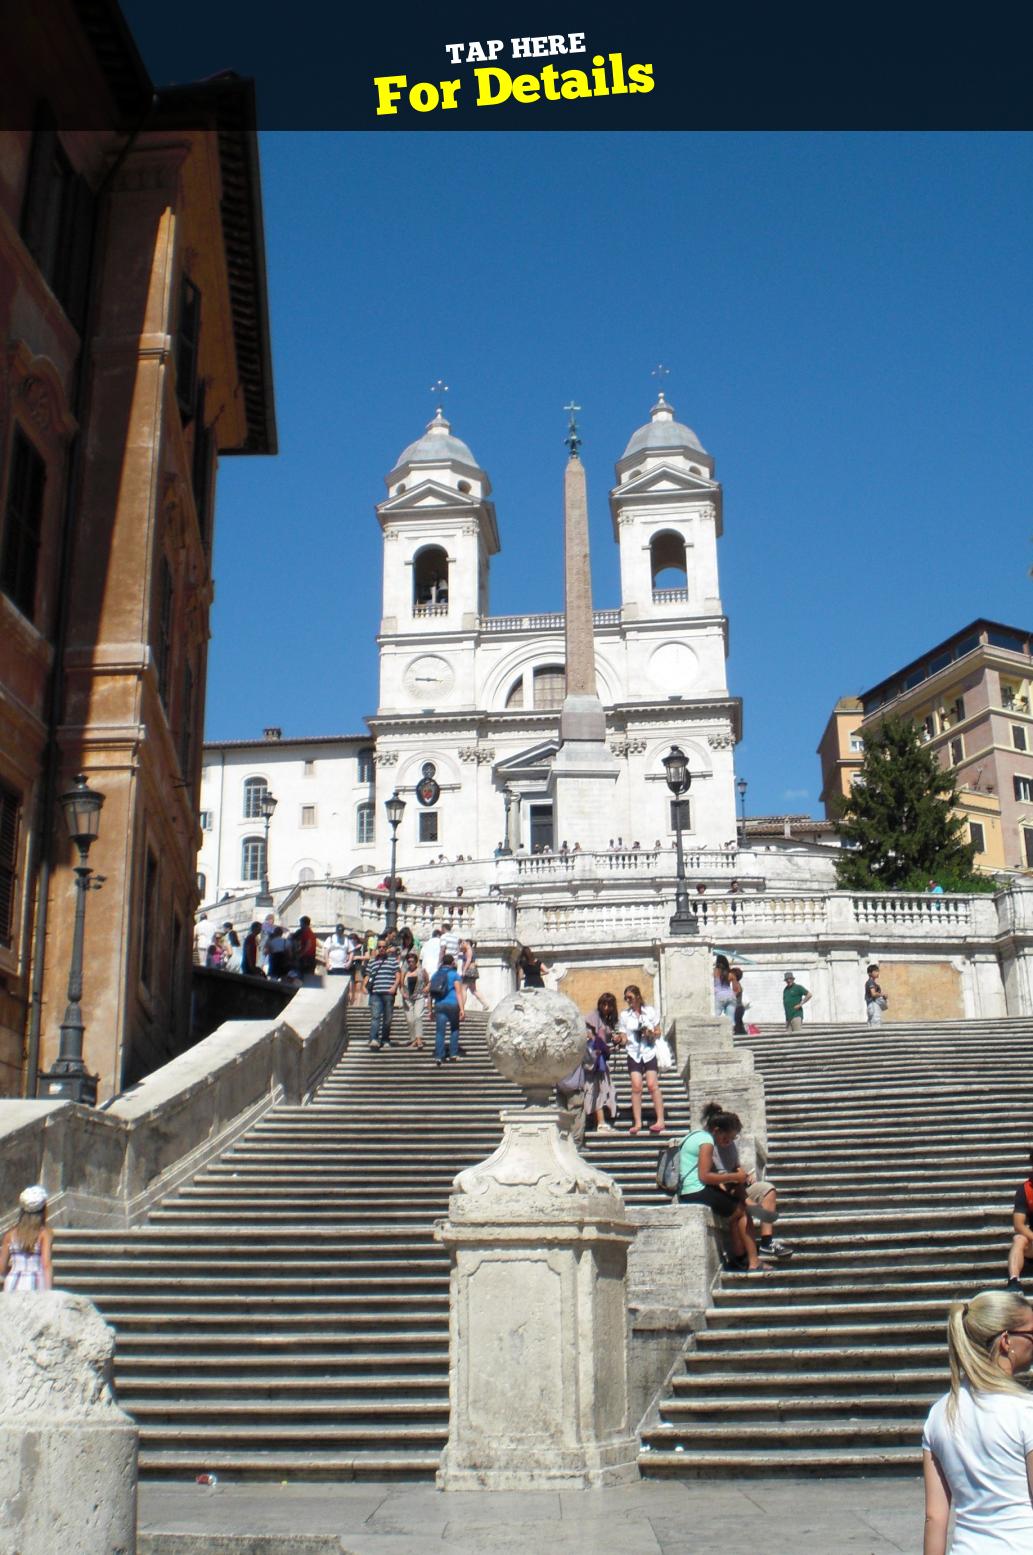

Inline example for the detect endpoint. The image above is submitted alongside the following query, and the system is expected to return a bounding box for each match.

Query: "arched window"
[241,836,265,882]
[357,802,375,845]
[413,545,449,611]
[196,872,206,898]
[243,776,269,819]
[650,531,688,596]
[297,866,315,883]
[532,665,566,709]
[358,746,374,783]
[505,677,525,709]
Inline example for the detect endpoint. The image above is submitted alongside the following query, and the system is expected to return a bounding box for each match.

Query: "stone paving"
[138,1476,924,1554]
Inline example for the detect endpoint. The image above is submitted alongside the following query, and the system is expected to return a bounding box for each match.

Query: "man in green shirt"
[782,971,811,1031]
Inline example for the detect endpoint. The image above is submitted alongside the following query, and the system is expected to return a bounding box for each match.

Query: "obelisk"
[548,406,619,851]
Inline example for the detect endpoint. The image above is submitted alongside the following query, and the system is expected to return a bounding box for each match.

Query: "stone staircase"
[640,1016,1033,1476]
[55,1004,690,1481]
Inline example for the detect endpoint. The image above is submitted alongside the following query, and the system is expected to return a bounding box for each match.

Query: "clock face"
[404,655,454,702]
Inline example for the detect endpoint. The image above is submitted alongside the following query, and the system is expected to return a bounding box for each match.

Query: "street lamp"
[255,790,278,908]
[39,774,105,1105]
[385,791,406,931]
[736,777,748,845]
[499,787,515,856]
[662,745,697,936]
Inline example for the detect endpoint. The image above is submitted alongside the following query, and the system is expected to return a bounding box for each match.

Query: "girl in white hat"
[1,1185,53,1292]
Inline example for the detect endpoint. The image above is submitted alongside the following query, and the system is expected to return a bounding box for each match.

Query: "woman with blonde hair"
[922,1288,1033,1553]
[1,1184,53,1292]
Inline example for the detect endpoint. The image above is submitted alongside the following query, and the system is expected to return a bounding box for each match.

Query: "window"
[921,715,935,742]
[21,108,94,331]
[243,777,269,819]
[297,866,315,883]
[532,664,566,710]
[1025,830,1033,869]
[1,426,46,622]
[1003,684,1017,709]
[303,759,316,776]
[505,676,525,709]
[358,747,374,783]
[300,805,316,827]
[196,871,207,897]
[419,811,439,843]
[175,275,202,420]
[669,798,691,831]
[241,836,266,882]
[356,803,375,845]
[849,735,864,753]
[952,696,965,723]
[949,736,964,766]
[140,850,158,989]
[191,382,214,547]
[1014,776,1033,804]
[1014,727,1028,753]
[154,556,173,708]
[969,821,985,854]
[412,545,449,609]
[198,810,212,831]
[0,783,21,949]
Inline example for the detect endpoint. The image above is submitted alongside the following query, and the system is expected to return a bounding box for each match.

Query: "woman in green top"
[678,1106,766,1273]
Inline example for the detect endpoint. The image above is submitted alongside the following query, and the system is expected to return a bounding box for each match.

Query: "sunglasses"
[1002,1329,1033,1346]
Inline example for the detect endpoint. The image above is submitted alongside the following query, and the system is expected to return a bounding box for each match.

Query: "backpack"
[429,967,450,999]
[656,1140,682,1196]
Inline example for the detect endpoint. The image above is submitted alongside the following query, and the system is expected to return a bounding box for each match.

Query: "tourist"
[922,1289,1033,1554]
[441,920,461,962]
[1007,1151,1033,1292]
[584,993,619,1133]
[431,951,465,1066]
[782,971,811,1031]
[242,921,263,977]
[728,877,741,924]
[693,882,709,925]
[222,923,242,972]
[730,965,747,1036]
[704,1101,792,1260]
[325,923,351,979]
[1,1184,53,1292]
[400,952,427,1048]
[677,1107,766,1273]
[927,879,945,895]
[193,913,215,966]
[266,924,291,979]
[348,930,366,1003]
[864,963,886,1025]
[206,931,227,970]
[292,916,318,978]
[714,955,736,1021]
[365,938,401,1050]
[618,985,667,1135]
[459,937,488,1010]
[259,912,276,974]
[517,945,547,989]
[420,928,443,1011]
[556,1040,590,1148]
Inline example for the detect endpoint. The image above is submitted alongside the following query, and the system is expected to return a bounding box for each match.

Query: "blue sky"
[209,132,1033,816]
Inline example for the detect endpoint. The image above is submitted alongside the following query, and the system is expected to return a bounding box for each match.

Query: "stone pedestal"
[435,989,639,1489]
[0,1291,138,1554]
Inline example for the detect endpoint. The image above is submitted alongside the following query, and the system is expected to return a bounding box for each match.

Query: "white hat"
[19,1184,47,1212]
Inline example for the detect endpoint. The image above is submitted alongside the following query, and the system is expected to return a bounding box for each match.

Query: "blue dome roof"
[395,410,480,470]
[622,395,706,460]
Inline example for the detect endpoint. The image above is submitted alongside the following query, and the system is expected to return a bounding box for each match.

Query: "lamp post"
[255,790,277,908]
[499,787,514,856]
[385,791,406,932]
[736,776,748,845]
[662,745,697,936]
[39,774,105,1105]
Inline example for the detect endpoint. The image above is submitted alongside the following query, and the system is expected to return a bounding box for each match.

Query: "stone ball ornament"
[486,988,586,1104]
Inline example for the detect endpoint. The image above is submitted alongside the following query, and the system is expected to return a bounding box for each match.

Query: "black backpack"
[429,966,450,999]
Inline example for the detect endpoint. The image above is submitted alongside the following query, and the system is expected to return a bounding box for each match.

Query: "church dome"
[395,408,480,470]
[622,394,707,459]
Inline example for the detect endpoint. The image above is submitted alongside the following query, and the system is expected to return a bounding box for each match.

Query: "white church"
[199,393,742,893]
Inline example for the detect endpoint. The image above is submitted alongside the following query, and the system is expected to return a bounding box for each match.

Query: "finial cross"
[429,379,449,412]
[563,400,582,458]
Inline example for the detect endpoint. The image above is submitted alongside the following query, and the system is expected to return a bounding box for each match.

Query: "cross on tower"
[651,363,670,400]
[429,379,449,413]
[563,400,582,458]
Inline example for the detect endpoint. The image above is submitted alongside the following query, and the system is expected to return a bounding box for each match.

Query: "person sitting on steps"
[677,1105,769,1273]
[704,1101,793,1260]
[1006,1150,1033,1292]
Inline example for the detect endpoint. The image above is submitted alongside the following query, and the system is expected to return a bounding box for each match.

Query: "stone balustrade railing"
[512,847,740,880]
[479,608,621,633]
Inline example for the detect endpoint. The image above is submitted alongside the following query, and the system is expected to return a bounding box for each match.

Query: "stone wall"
[556,963,656,1011]
[879,960,964,1021]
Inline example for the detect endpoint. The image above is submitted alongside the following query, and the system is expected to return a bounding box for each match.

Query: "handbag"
[877,995,888,1010]
[654,1035,674,1072]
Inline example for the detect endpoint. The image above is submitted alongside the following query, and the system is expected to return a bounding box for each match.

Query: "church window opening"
[650,531,688,600]
[505,677,525,709]
[297,866,315,882]
[358,747,374,783]
[532,665,566,710]
[418,811,439,843]
[241,836,265,882]
[243,776,269,819]
[413,546,449,613]
[356,802,375,845]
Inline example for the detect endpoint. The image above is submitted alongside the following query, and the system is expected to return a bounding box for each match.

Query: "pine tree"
[834,715,980,890]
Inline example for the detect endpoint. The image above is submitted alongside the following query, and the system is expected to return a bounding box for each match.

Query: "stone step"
[126,1400,450,1427]
[669,1368,948,1397]
[136,1449,439,1481]
[639,1446,921,1477]
[116,1376,447,1399]
[682,1341,948,1373]
[640,1420,922,1450]
[659,1394,936,1420]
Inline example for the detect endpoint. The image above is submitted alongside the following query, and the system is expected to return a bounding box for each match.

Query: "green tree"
[834,715,983,890]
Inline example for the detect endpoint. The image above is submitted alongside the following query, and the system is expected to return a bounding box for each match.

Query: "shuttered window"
[0,784,20,949]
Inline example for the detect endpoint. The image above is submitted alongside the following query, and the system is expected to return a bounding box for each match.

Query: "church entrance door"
[528,803,554,853]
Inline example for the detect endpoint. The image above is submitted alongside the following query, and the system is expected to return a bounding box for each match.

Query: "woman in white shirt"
[922,1288,1033,1554]
[617,984,667,1136]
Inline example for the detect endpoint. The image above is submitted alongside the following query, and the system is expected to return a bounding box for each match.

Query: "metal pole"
[386,821,400,932]
[256,812,273,909]
[39,845,99,1104]
[670,800,698,936]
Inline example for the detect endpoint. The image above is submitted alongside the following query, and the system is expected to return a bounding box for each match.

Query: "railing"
[413,603,448,618]
[512,848,740,879]
[652,587,690,604]
[479,608,621,633]
[851,892,972,929]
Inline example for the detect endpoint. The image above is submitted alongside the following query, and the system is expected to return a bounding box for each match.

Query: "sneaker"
[759,1240,794,1260]
[597,1124,615,1134]
[368,1040,379,1051]
[1007,1277,1025,1293]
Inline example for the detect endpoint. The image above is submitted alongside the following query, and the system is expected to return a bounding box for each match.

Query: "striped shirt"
[366,953,400,994]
